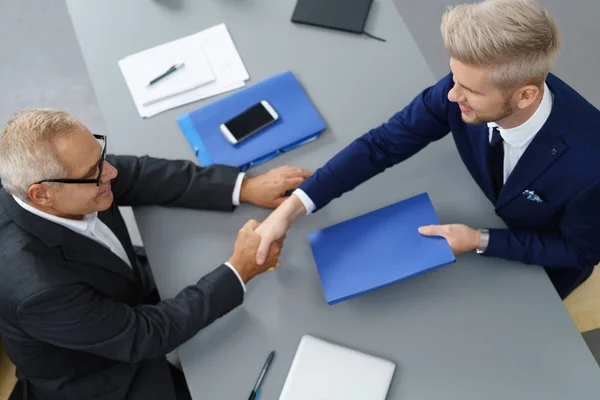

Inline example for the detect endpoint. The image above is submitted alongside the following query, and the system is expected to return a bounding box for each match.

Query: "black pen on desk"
[248,351,275,400]
[147,62,184,86]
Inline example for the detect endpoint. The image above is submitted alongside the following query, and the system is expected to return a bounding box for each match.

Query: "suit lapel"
[469,124,498,201]
[0,191,138,286]
[98,207,146,289]
[98,206,140,272]
[60,230,137,284]
[496,83,570,209]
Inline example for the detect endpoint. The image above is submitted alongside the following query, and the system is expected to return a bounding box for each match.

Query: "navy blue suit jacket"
[300,73,600,297]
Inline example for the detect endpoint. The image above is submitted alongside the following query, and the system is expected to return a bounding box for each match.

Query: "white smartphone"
[219,100,279,144]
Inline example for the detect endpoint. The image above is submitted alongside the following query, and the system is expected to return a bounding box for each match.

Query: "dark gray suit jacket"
[0,155,245,400]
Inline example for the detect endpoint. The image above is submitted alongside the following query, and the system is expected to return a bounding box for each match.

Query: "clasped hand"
[228,220,285,283]
[240,165,312,209]
[229,165,311,281]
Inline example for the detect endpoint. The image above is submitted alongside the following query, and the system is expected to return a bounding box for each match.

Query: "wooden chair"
[0,337,17,400]
[564,265,600,333]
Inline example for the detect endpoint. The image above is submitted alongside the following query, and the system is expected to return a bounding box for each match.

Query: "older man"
[0,108,310,400]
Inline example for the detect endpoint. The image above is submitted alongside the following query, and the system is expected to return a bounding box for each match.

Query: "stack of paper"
[119,23,249,118]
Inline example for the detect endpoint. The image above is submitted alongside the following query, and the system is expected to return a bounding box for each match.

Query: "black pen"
[248,351,275,400]
[147,62,185,86]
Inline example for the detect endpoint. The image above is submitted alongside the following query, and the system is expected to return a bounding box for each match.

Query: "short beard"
[464,95,515,125]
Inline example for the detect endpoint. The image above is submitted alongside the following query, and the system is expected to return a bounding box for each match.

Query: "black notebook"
[291,0,374,34]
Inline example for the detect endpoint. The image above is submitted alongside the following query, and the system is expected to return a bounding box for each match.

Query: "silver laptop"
[279,335,395,400]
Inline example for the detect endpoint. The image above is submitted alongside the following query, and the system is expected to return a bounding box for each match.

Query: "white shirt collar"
[487,82,553,148]
[12,195,98,234]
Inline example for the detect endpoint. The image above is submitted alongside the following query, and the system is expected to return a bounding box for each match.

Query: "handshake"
[227,219,285,283]
[228,192,308,283]
[228,165,312,283]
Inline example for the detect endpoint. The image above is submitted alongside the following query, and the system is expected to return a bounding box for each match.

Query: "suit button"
[551,148,558,155]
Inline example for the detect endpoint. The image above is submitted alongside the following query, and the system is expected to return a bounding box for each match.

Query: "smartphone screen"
[224,102,276,142]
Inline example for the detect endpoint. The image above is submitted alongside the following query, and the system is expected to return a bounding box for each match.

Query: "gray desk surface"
[66,0,600,398]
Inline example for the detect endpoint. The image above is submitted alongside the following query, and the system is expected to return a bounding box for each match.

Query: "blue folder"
[307,193,456,305]
[177,71,327,170]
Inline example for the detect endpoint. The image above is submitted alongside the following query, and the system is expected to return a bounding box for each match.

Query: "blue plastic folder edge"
[176,71,326,170]
[177,121,325,171]
[321,255,456,305]
[241,133,321,171]
[177,114,213,166]
[307,193,456,305]
[177,117,322,171]
[308,240,456,305]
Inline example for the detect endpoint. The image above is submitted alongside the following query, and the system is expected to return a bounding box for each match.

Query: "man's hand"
[228,220,283,283]
[254,194,308,264]
[255,213,291,265]
[418,224,480,256]
[240,166,312,209]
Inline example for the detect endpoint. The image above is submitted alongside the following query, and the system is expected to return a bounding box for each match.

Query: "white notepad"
[121,43,215,107]
[119,23,249,118]
[279,335,395,400]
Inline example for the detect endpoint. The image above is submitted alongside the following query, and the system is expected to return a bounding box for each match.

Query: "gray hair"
[0,108,82,200]
[441,0,562,89]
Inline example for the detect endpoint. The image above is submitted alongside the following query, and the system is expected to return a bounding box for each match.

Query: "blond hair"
[0,109,82,200]
[441,0,562,88]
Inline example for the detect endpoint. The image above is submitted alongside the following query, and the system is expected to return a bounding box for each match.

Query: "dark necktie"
[488,127,504,195]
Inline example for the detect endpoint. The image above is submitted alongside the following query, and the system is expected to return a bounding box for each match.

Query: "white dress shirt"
[13,195,133,268]
[13,191,247,292]
[294,83,553,215]
[487,82,553,183]
[232,172,245,206]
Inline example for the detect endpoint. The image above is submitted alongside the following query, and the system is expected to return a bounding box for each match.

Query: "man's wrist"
[227,256,252,283]
[292,189,316,214]
[224,261,247,293]
[238,175,250,204]
[281,194,308,222]
[475,228,489,254]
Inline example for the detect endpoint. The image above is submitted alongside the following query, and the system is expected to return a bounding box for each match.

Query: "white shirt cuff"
[224,262,246,293]
[232,172,246,206]
[293,189,316,215]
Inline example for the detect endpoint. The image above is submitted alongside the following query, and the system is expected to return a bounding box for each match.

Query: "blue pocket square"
[522,190,545,203]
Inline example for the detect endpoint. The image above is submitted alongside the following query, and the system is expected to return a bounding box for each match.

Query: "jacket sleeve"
[17,263,244,363]
[106,154,240,211]
[299,74,454,211]
[484,179,600,269]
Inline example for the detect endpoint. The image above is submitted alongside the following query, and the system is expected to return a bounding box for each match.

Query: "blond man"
[256,0,600,299]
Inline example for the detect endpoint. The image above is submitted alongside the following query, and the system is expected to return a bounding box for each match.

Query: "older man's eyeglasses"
[36,135,107,186]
